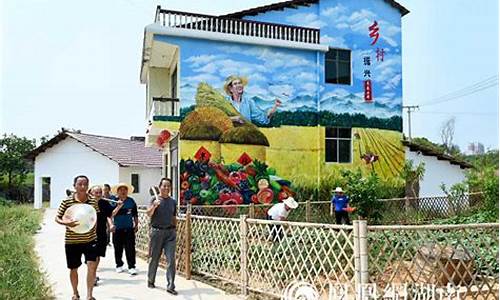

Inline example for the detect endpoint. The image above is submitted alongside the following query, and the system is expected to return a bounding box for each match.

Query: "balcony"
[149,97,180,121]
[154,6,320,44]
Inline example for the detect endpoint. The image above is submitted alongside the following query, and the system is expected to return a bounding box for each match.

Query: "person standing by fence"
[331,187,351,225]
[146,178,178,295]
[111,183,138,275]
[267,197,298,241]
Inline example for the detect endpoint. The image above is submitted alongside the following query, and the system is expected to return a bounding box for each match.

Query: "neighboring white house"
[403,140,473,197]
[27,130,163,208]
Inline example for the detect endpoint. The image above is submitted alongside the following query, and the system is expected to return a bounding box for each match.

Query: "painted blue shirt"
[112,197,138,230]
[331,195,349,212]
[226,95,270,125]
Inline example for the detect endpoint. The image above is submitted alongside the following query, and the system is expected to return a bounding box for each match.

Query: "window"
[325,48,351,85]
[325,127,352,163]
[131,174,140,193]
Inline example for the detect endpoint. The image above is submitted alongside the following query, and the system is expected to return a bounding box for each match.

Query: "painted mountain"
[320,93,401,118]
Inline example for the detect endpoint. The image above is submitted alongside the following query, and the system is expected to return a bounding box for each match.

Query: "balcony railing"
[150,97,180,119]
[154,6,320,44]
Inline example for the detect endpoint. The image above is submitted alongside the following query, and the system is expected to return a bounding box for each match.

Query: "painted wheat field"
[353,128,405,178]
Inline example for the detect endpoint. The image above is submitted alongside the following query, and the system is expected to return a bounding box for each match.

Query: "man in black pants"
[331,187,351,225]
[55,175,98,300]
[111,183,138,275]
[146,178,178,295]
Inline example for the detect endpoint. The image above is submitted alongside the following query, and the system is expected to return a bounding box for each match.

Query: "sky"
[1,0,498,151]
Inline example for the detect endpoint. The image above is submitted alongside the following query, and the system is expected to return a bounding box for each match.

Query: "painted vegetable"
[257,188,274,204]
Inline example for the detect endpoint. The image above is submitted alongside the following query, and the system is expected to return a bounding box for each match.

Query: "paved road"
[35,209,242,300]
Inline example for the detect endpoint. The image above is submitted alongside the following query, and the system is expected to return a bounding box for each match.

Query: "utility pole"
[403,105,419,140]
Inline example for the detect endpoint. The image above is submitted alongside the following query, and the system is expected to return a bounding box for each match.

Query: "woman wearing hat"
[266,197,298,241]
[224,75,281,125]
[111,183,139,275]
[331,187,352,225]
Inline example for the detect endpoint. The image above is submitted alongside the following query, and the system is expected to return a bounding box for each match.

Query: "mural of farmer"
[223,75,281,125]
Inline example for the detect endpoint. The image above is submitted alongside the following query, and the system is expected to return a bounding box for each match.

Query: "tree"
[440,117,456,153]
[400,159,425,198]
[0,134,36,196]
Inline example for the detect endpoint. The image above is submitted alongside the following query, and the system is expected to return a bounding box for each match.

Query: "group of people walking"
[55,175,177,300]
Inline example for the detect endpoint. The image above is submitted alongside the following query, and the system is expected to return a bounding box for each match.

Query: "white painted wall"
[34,139,119,209]
[118,166,162,206]
[405,148,468,197]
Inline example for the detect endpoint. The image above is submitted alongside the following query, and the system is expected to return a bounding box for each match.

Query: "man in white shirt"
[266,197,298,241]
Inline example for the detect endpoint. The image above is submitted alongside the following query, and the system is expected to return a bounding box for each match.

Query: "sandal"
[71,295,80,300]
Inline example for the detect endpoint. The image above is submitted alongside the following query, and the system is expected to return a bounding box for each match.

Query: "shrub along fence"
[136,204,498,299]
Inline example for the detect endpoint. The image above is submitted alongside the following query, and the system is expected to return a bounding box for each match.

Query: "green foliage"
[0,134,36,185]
[0,134,36,201]
[466,160,499,219]
[341,169,383,221]
[261,111,402,131]
[433,209,498,224]
[465,149,499,169]
[0,204,51,299]
[154,106,403,132]
[400,160,425,183]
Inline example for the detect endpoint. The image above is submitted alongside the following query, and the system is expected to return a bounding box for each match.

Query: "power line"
[416,75,499,107]
[417,111,498,116]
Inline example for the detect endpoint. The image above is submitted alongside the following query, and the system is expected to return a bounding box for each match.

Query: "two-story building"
[140,0,409,204]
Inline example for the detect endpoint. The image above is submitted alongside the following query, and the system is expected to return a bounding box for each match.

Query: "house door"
[42,177,51,204]
[170,136,179,201]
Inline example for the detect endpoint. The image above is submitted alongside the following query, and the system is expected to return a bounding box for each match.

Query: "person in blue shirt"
[111,183,139,275]
[331,187,351,225]
[223,75,281,125]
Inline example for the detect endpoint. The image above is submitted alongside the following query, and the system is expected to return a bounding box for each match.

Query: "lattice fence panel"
[379,194,485,225]
[190,216,241,284]
[136,209,150,256]
[246,220,356,298]
[367,224,499,299]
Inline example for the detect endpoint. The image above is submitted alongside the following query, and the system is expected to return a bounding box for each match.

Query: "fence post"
[249,203,255,219]
[306,199,311,222]
[240,214,249,296]
[185,204,192,280]
[359,220,369,291]
[404,196,410,211]
[353,220,361,300]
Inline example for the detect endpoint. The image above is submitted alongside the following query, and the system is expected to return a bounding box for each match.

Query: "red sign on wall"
[364,80,373,102]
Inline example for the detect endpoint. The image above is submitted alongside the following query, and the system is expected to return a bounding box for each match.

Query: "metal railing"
[150,97,179,118]
[136,207,499,299]
[154,6,320,44]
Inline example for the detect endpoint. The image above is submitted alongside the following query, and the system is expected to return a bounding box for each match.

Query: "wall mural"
[244,0,403,127]
[152,0,405,205]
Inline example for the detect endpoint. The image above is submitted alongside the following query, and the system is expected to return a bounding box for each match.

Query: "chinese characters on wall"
[364,20,386,103]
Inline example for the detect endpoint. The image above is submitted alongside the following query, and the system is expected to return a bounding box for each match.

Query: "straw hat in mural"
[112,182,134,194]
[283,197,298,209]
[223,75,249,96]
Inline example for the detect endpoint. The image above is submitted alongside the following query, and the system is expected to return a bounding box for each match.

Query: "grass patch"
[0,201,52,299]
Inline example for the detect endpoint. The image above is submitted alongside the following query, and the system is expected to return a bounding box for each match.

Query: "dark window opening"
[325,127,352,163]
[325,48,351,85]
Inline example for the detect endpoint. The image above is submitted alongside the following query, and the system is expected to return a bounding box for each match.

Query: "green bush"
[467,167,499,219]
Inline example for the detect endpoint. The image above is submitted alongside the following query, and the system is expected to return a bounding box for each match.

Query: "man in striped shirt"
[55,175,99,300]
